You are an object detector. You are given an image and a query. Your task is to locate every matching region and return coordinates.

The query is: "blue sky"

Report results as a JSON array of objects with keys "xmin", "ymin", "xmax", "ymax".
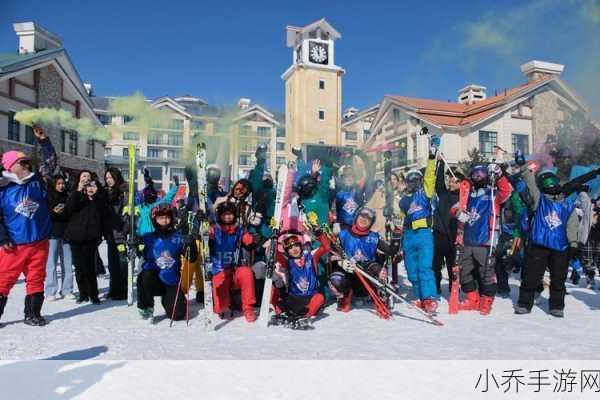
[{"xmin": 1, "ymin": 0, "xmax": 599, "ymax": 114}]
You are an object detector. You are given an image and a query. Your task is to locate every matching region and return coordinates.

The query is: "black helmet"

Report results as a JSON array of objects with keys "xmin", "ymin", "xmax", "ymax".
[
  {"xmin": 151, "ymin": 203, "xmax": 176, "ymax": 234},
  {"xmin": 536, "ymin": 169, "xmax": 561, "ymax": 195},
  {"xmin": 207, "ymin": 165, "xmax": 221, "ymax": 185},
  {"xmin": 470, "ymin": 165, "xmax": 489, "ymax": 189},
  {"xmin": 216, "ymin": 201, "xmax": 237, "ymax": 225},
  {"xmin": 297, "ymin": 174, "xmax": 317, "ymax": 198},
  {"xmin": 405, "ymin": 169, "xmax": 423, "ymax": 192},
  {"xmin": 353, "ymin": 206, "xmax": 376, "ymax": 228},
  {"xmin": 328, "ymin": 271, "xmax": 350, "ymax": 295}
]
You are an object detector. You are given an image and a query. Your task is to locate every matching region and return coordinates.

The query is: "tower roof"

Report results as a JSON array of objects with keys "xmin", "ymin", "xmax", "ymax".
[{"xmin": 286, "ymin": 18, "xmax": 341, "ymax": 47}]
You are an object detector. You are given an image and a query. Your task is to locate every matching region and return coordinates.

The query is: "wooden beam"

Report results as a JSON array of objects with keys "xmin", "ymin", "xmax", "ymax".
[{"xmin": 0, "ymin": 91, "xmax": 37, "ymax": 108}]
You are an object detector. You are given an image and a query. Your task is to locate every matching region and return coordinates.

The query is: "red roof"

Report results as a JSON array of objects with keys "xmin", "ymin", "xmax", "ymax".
[{"xmin": 388, "ymin": 77, "xmax": 551, "ymax": 127}]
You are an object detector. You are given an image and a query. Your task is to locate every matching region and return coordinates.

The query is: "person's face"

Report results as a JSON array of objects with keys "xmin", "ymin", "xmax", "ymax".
[
  {"xmin": 287, "ymin": 243, "xmax": 302, "ymax": 258},
  {"xmin": 390, "ymin": 175, "xmax": 399, "ymax": 189},
  {"xmin": 448, "ymin": 177, "xmax": 461, "ymax": 191},
  {"xmin": 10, "ymin": 159, "xmax": 31, "ymax": 178},
  {"xmin": 85, "ymin": 181, "xmax": 98, "ymax": 196},
  {"xmin": 343, "ymin": 174, "xmax": 354, "ymax": 187},
  {"xmin": 105, "ymin": 172, "xmax": 115, "ymax": 188},
  {"xmin": 80, "ymin": 172, "xmax": 92, "ymax": 184},
  {"xmin": 156, "ymin": 214, "xmax": 171, "ymax": 227},
  {"xmin": 233, "ymin": 183, "xmax": 248, "ymax": 198},
  {"xmin": 221, "ymin": 211, "xmax": 235, "ymax": 224},
  {"xmin": 356, "ymin": 214, "xmax": 371, "ymax": 229},
  {"xmin": 55, "ymin": 178, "xmax": 66, "ymax": 192}
]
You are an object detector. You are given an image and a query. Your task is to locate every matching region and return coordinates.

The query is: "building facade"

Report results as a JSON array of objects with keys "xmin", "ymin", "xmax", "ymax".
[
  {"xmin": 0, "ymin": 22, "xmax": 105, "ymax": 176},
  {"xmin": 282, "ymin": 19, "xmax": 344, "ymax": 153},
  {"xmin": 364, "ymin": 60, "xmax": 589, "ymax": 177},
  {"xmin": 341, "ymin": 105, "xmax": 378, "ymax": 149}
]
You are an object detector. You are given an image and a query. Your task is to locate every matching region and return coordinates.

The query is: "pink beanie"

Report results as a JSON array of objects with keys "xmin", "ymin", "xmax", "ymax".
[{"xmin": 1, "ymin": 150, "xmax": 28, "ymax": 171}]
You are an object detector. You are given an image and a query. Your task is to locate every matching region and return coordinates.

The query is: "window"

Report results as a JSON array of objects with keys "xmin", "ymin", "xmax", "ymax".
[
  {"xmin": 391, "ymin": 138, "xmax": 408, "ymax": 168},
  {"xmin": 319, "ymin": 109, "xmax": 325, "ymax": 120},
  {"xmin": 25, "ymin": 126, "xmax": 35, "ymax": 145},
  {"xmin": 169, "ymin": 119, "xmax": 183, "ymax": 130},
  {"xmin": 123, "ymin": 131, "xmax": 139, "ymax": 141},
  {"xmin": 479, "ymin": 131, "xmax": 497, "ymax": 156},
  {"xmin": 170, "ymin": 168, "xmax": 184, "ymax": 181},
  {"xmin": 240, "ymin": 125, "xmax": 251, "ymax": 136},
  {"xmin": 239, "ymin": 155, "xmax": 249, "ymax": 165},
  {"xmin": 345, "ymin": 131, "xmax": 357, "ymax": 140},
  {"xmin": 123, "ymin": 115, "xmax": 133, "ymax": 125},
  {"xmin": 319, "ymin": 79, "xmax": 325, "ymax": 90},
  {"xmin": 86, "ymin": 139, "xmax": 95, "ymax": 159},
  {"xmin": 148, "ymin": 148, "xmax": 162, "ymax": 159},
  {"xmin": 61, "ymin": 130, "xmax": 67, "ymax": 152},
  {"xmin": 512, "ymin": 133, "xmax": 529, "ymax": 155},
  {"xmin": 122, "ymin": 147, "xmax": 129, "ymax": 158},
  {"xmin": 68, "ymin": 132, "xmax": 78, "ymax": 155},
  {"xmin": 8, "ymin": 112, "xmax": 20, "ymax": 141},
  {"xmin": 363, "ymin": 130, "xmax": 371, "ymax": 142},
  {"xmin": 168, "ymin": 134, "xmax": 183, "ymax": 146},
  {"xmin": 121, "ymin": 169, "xmax": 129, "ymax": 181},
  {"xmin": 97, "ymin": 114, "xmax": 111, "ymax": 125},
  {"xmin": 257, "ymin": 126, "xmax": 271, "ymax": 137},
  {"xmin": 191, "ymin": 120, "xmax": 205, "ymax": 131},
  {"xmin": 167, "ymin": 149, "xmax": 181, "ymax": 159},
  {"xmin": 276, "ymin": 128, "xmax": 285, "ymax": 137},
  {"xmin": 148, "ymin": 133, "xmax": 163, "ymax": 145},
  {"xmin": 146, "ymin": 166, "xmax": 162, "ymax": 181},
  {"xmin": 276, "ymin": 142, "xmax": 286, "ymax": 151},
  {"xmin": 277, "ymin": 156, "xmax": 286, "ymax": 165}
]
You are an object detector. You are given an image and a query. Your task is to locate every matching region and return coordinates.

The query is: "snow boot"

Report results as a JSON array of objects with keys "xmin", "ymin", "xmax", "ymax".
[
  {"xmin": 337, "ymin": 289, "xmax": 353, "ymax": 312},
  {"xmin": 24, "ymin": 293, "xmax": 46, "ymax": 326},
  {"xmin": 570, "ymin": 270, "xmax": 580, "ymax": 285},
  {"xmin": 496, "ymin": 290, "xmax": 510, "ymax": 299},
  {"xmin": 459, "ymin": 291, "xmax": 480, "ymax": 311},
  {"xmin": 479, "ymin": 295, "xmax": 494, "ymax": 316},
  {"xmin": 138, "ymin": 307, "xmax": 154, "ymax": 320},
  {"xmin": 219, "ymin": 309, "xmax": 234, "ymax": 320},
  {"xmin": 514, "ymin": 305, "xmax": 531, "ymax": 315},
  {"xmin": 422, "ymin": 298, "xmax": 438, "ymax": 314},
  {"xmin": 550, "ymin": 309, "xmax": 564, "ymax": 318},
  {"xmin": 0, "ymin": 295, "xmax": 7, "ymax": 327},
  {"xmin": 243, "ymin": 309, "xmax": 257, "ymax": 323},
  {"xmin": 195, "ymin": 291, "xmax": 204, "ymax": 304}
]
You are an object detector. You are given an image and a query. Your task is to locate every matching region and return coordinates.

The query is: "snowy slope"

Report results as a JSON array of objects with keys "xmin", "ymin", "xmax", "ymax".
[{"xmin": 1, "ymin": 269, "xmax": 599, "ymax": 360}]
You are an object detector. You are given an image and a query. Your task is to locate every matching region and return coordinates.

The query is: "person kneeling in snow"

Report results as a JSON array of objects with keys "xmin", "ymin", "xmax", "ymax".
[
  {"xmin": 210, "ymin": 202, "xmax": 258, "ymax": 322},
  {"xmin": 137, "ymin": 204, "xmax": 197, "ymax": 320},
  {"xmin": 271, "ymin": 231, "xmax": 330, "ymax": 321}
]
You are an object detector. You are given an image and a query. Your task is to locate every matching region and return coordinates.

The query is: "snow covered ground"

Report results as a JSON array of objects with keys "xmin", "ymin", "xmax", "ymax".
[{"xmin": 1, "ymin": 259, "xmax": 599, "ymax": 360}]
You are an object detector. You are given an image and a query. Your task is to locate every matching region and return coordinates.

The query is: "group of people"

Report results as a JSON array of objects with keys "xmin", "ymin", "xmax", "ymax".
[{"xmin": 0, "ymin": 127, "xmax": 599, "ymax": 329}]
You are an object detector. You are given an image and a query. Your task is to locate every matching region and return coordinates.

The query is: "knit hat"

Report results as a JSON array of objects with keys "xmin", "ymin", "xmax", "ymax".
[{"xmin": 1, "ymin": 151, "xmax": 28, "ymax": 171}]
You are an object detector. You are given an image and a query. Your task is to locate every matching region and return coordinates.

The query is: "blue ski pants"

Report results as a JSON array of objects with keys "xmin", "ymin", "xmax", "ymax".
[{"xmin": 402, "ymin": 228, "xmax": 437, "ymax": 300}]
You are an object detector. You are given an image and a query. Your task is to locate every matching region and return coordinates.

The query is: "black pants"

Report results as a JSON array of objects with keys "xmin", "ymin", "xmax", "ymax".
[
  {"xmin": 518, "ymin": 245, "xmax": 568, "ymax": 311},
  {"xmin": 71, "ymin": 241, "xmax": 99, "ymax": 300},
  {"xmin": 432, "ymin": 230, "xmax": 456, "ymax": 294},
  {"xmin": 106, "ymin": 240, "xmax": 127, "ymax": 299},
  {"xmin": 137, "ymin": 269, "xmax": 186, "ymax": 320}
]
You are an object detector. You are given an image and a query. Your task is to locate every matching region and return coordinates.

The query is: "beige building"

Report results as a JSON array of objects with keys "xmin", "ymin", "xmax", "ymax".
[
  {"xmin": 0, "ymin": 22, "xmax": 105, "ymax": 176},
  {"xmin": 364, "ymin": 60, "xmax": 589, "ymax": 178},
  {"xmin": 341, "ymin": 105, "xmax": 378, "ymax": 149},
  {"xmin": 282, "ymin": 18, "xmax": 344, "ymax": 153},
  {"xmin": 99, "ymin": 95, "xmax": 284, "ymax": 189}
]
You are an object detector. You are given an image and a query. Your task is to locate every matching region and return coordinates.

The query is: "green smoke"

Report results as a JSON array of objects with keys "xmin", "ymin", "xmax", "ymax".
[
  {"xmin": 107, "ymin": 92, "xmax": 171, "ymax": 137},
  {"xmin": 14, "ymin": 108, "xmax": 110, "ymax": 140}
]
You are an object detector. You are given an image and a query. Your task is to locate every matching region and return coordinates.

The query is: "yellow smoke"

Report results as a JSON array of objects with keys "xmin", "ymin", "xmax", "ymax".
[
  {"xmin": 14, "ymin": 108, "xmax": 110, "ymax": 140},
  {"xmin": 107, "ymin": 92, "xmax": 171, "ymax": 137}
]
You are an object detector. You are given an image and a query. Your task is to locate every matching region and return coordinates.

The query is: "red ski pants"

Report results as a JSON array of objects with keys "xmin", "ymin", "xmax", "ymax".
[
  {"xmin": 0, "ymin": 239, "xmax": 49, "ymax": 296},
  {"xmin": 212, "ymin": 266, "xmax": 256, "ymax": 314}
]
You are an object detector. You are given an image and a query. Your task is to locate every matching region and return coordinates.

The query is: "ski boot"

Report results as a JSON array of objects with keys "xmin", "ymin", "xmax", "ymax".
[
  {"xmin": 496, "ymin": 290, "xmax": 510, "ymax": 299},
  {"xmin": 514, "ymin": 305, "xmax": 531, "ymax": 315},
  {"xmin": 24, "ymin": 293, "xmax": 47, "ymax": 326},
  {"xmin": 459, "ymin": 291, "xmax": 480, "ymax": 311},
  {"xmin": 195, "ymin": 291, "xmax": 204, "ymax": 304},
  {"xmin": 549, "ymin": 309, "xmax": 564, "ymax": 318},
  {"xmin": 243, "ymin": 309, "xmax": 257, "ymax": 323},
  {"xmin": 218, "ymin": 309, "xmax": 234, "ymax": 320},
  {"xmin": 570, "ymin": 270, "xmax": 580, "ymax": 285},
  {"xmin": 422, "ymin": 298, "xmax": 438, "ymax": 315},
  {"xmin": 138, "ymin": 307, "xmax": 154, "ymax": 321},
  {"xmin": 336, "ymin": 289, "xmax": 352, "ymax": 313},
  {"xmin": 0, "ymin": 295, "xmax": 6, "ymax": 328},
  {"xmin": 479, "ymin": 296, "xmax": 494, "ymax": 316}
]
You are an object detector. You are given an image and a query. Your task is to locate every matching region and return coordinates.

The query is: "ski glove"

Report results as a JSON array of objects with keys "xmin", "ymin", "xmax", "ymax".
[
  {"xmin": 456, "ymin": 210, "xmax": 470, "ymax": 223},
  {"xmin": 514, "ymin": 150, "xmax": 526, "ymax": 166},
  {"xmin": 488, "ymin": 163, "xmax": 502, "ymax": 178},
  {"xmin": 341, "ymin": 259, "xmax": 357, "ymax": 273},
  {"xmin": 173, "ymin": 175, "xmax": 180, "ymax": 187},
  {"xmin": 117, "ymin": 244, "xmax": 126, "ymax": 253},
  {"xmin": 248, "ymin": 211, "xmax": 263, "ymax": 227}
]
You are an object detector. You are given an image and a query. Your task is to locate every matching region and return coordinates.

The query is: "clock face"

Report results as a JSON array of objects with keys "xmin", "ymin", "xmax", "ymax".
[{"xmin": 309, "ymin": 41, "xmax": 328, "ymax": 65}]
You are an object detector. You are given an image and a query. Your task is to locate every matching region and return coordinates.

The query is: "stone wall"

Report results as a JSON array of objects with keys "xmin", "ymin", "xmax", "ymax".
[{"xmin": 531, "ymin": 88, "xmax": 561, "ymax": 151}]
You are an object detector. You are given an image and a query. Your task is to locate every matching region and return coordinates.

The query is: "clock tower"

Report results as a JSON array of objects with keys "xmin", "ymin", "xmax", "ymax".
[{"xmin": 282, "ymin": 18, "xmax": 344, "ymax": 152}]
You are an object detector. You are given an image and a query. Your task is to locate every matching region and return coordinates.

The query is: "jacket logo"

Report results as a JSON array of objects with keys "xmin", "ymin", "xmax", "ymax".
[
  {"xmin": 343, "ymin": 198, "xmax": 359, "ymax": 215},
  {"xmin": 15, "ymin": 198, "xmax": 39, "ymax": 219},
  {"xmin": 296, "ymin": 277, "xmax": 310, "ymax": 294},
  {"xmin": 467, "ymin": 208, "xmax": 481, "ymax": 225},
  {"xmin": 407, "ymin": 202, "xmax": 423, "ymax": 215},
  {"xmin": 353, "ymin": 249, "xmax": 367, "ymax": 262},
  {"xmin": 544, "ymin": 211, "xmax": 562, "ymax": 230},
  {"xmin": 156, "ymin": 251, "xmax": 176, "ymax": 269}
]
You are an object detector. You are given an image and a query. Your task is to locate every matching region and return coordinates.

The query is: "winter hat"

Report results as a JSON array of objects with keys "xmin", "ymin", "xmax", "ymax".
[{"xmin": 2, "ymin": 150, "xmax": 28, "ymax": 171}]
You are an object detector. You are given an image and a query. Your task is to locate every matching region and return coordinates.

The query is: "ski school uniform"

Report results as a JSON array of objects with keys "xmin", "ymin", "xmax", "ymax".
[
  {"xmin": 209, "ymin": 224, "xmax": 256, "ymax": 316},
  {"xmin": 272, "ymin": 234, "xmax": 330, "ymax": 318}
]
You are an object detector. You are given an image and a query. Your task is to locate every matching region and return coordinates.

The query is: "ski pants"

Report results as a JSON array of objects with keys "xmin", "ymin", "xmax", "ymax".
[
  {"xmin": 459, "ymin": 245, "xmax": 497, "ymax": 297},
  {"xmin": 271, "ymin": 289, "xmax": 325, "ymax": 318},
  {"xmin": 71, "ymin": 241, "xmax": 100, "ymax": 300},
  {"xmin": 137, "ymin": 269, "xmax": 186, "ymax": 320},
  {"xmin": 518, "ymin": 244, "xmax": 568, "ymax": 311},
  {"xmin": 402, "ymin": 228, "xmax": 437, "ymax": 300},
  {"xmin": 180, "ymin": 240, "xmax": 204, "ymax": 293},
  {"xmin": 0, "ymin": 239, "xmax": 49, "ymax": 296},
  {"xmin": 212, "ymin": 266, "xmax": 256, "ymax": 314},
  {"xmin": 106, "ymin": 239, "xmax": 127, "ymax": 299},
  {"xmin": 432, "ymin": 230, "xmax": 456, "ymax": 294}
]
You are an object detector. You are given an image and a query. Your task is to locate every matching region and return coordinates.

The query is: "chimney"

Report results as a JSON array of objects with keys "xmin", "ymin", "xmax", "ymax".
[
  {"xmin": 84, "ymin": 83, "xmax": 93, "ymax": 96},
  {"xmin": 457, "ymin": 84, "xmax": 487, "ymax": 105},
  {"xmin": 343, "ymin": 107, "xmax": 359, "ymax": 120},
  {"xmin": 238, "ymin": 98, "xmax": 251, "ymax": 110},
  {"xmin": 520, "ymin": 60, "xmax": 564, "ymax": 83},
  {"xmin": 13, "ymin": 22, "xmax": 62, "ymax": 54}
]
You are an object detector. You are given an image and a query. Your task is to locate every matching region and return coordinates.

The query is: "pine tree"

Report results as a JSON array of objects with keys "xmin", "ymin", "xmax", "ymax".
[{"xmin": 458, "ymin": 147, "xmax": 486, "ymax": 175}]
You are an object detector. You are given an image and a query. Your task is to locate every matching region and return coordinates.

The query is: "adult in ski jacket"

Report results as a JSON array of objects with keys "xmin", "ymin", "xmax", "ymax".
[
  {"xmin": 0, "ymin": 127, "xmax": 56, "ymax": 327},
  {"xmin": 104, "ymin": 167, "xmax": 128, "ymax": 300},
  {"xmin": 334, "ymin": 150, "xmax": 375, "ymax": 228}
]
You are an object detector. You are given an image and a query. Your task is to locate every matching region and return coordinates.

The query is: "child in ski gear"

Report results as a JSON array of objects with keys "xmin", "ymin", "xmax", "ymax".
[
  {"xmin": 210, "ymin": 201, "xmax": 258, "ymax": 322},
  {"xmin": 334, "ymin": 150, "xmax": 374, "ymax": 229},
  {"xmin": 44, "ymin": 175, "xmax": 74, "ymax": 301},
  {"xmin": 334, "ymin": 206, "xmax": 398, "ymax": 312},
  {"xmin": 0, "ymin": 127, "xmax": 56, "ymax": 326},
  {"xmin": 64, "ymin": 177, "xmax": 109, "ymax": 304},
  {"xmin": 398, "ymin": 150, "xmax": 439, "ymax": 314},
  {"xmin": 515, "ymin": 164, "xmax": 578, "ymax": 318},
  {"xmin": 453, "ymin": 163, "xmax": 512, "ymax": 315},
  {"xmin": 137, "ymin": 204, "xmax": 198, "ymax": 320},
  {"xmin": 136, "ymin": 168, "xmax": 179, "ymax": 237},
  {"xmin": 271, "ymin": 231, "xmax": 330, "ymax": 319}
]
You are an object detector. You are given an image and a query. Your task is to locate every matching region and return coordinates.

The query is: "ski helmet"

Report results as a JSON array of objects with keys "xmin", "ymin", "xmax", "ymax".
[
  {"xmin": 216, "ymin": 201, "xmax": 237, "ymax": 225},
  {"xmin": 328, "ymin": 271, "xmax": 350, "ymax": 295},
  {"xmin": 405, "ymin": 169, "xmax": 423, "ymax": 192},
  {"xmin": 470, "ymin": 165, "xmax": 489, "ymax": 189},
  {"xmin": 207, "ymin": 165, "xmax": 221, "ymax": 185},
  {"xmin": 282, "ymin": 234, "xmax": 303, "ymax": 254},
  {"xmin": 297, "ymin": 174, "xmax": 317, "ymax": 198},
  {"xmin": 151, "ymin": 203, "xmax": 176, "ymax": 234},
  {"xmin": 232, "ymin": 179, "xmax": 251, "ymax": 200},
  {"xmin": 353, "ymin": 206, "xmax": 376, "ymax": 229},
  {"xmin": 536, "ymin": 169, "xmax": 561, "ymax": 195}
]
